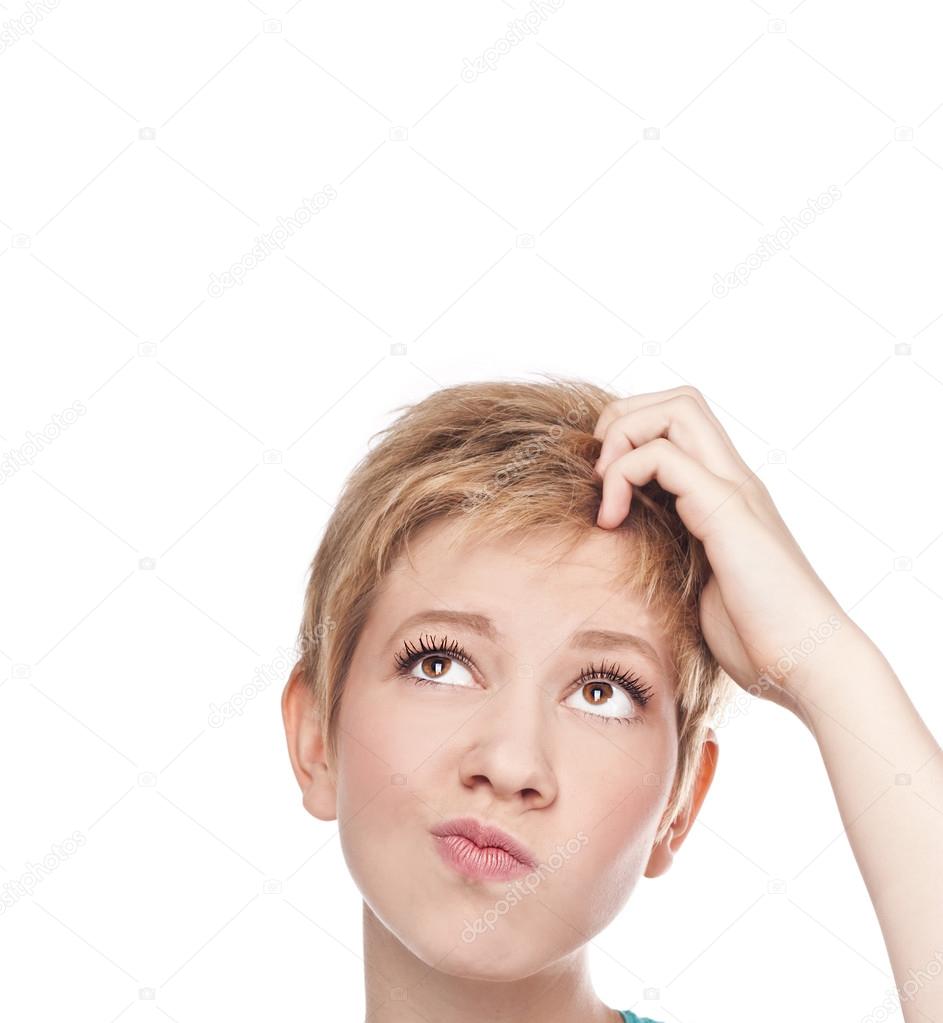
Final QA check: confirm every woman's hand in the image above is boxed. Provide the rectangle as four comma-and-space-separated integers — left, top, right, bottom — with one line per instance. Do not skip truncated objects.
592, 385, 859, 722
592, 386, 943, 1022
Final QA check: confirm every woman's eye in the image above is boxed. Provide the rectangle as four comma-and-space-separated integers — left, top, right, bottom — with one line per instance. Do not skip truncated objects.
563, 680, 638, 724
404, 653, 476, 688
396, 640, 645, 725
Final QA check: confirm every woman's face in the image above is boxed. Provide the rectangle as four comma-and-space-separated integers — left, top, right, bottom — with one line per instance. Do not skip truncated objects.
326, 518, 692, 978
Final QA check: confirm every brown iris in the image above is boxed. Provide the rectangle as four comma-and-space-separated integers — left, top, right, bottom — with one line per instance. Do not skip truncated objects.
583, 680, 614, 705
421, 655, 450, 678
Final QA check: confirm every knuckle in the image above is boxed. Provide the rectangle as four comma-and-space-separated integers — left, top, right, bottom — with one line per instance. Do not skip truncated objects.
672, 392, 702, 414
676, 385, 705, 404
595, 398, 631, 436
610, 397, 634, 416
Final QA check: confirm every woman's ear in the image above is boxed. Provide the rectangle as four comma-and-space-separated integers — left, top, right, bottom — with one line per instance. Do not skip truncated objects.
281, 661, 339, 821
644, 727, 719, 878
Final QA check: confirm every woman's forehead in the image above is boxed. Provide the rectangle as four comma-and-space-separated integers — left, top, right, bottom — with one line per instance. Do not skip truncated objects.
373, 520, 673, 675
394, 516, 642, 580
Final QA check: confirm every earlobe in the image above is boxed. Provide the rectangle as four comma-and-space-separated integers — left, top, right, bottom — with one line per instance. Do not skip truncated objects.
281, 662, 339, 822
643, 826, 676, 878
643, 728, 719, 879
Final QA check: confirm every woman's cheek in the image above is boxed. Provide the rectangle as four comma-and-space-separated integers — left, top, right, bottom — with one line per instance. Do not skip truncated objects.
333, 684, 395, 819
334, 688, 414, 889
372, 682, 475, 764
335, 681, 451, 819
337, 679, 409, 770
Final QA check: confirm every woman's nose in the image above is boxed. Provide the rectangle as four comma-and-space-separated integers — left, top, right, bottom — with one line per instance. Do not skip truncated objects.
456, 674, 559, 807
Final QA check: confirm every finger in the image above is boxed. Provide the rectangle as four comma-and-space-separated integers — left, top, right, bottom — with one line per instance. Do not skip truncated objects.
597, 436, 742, 539
595, 393, 752, 485
593, 385, 743, 466
593, 386, 723, 439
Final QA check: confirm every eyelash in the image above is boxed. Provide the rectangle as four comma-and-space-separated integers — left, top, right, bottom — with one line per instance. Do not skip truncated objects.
392, 632, 654, 726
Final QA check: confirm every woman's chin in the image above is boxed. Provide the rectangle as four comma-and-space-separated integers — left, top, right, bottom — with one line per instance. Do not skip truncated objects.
394, 916, 572, 981
418, 939, 548, 981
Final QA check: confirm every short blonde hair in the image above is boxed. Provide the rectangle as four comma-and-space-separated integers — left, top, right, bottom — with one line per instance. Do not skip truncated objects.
295, 374, 733, 844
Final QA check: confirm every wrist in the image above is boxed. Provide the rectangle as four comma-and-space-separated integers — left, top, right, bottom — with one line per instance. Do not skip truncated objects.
783, 615, 884, 723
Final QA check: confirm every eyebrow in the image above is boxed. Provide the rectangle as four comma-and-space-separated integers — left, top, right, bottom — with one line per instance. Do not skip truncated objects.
391, 609, 664, 673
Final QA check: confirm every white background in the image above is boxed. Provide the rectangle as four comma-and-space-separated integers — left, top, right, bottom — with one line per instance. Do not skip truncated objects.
1, 1, 943, 1021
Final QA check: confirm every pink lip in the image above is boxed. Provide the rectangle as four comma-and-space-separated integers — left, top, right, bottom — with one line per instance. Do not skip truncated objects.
430, 816, 537, 881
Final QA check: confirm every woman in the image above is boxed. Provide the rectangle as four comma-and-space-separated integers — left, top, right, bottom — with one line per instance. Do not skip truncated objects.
281, 376, 942, 1022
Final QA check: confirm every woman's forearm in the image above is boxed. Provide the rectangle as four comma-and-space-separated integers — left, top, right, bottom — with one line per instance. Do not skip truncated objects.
793, 620, 943, 1022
